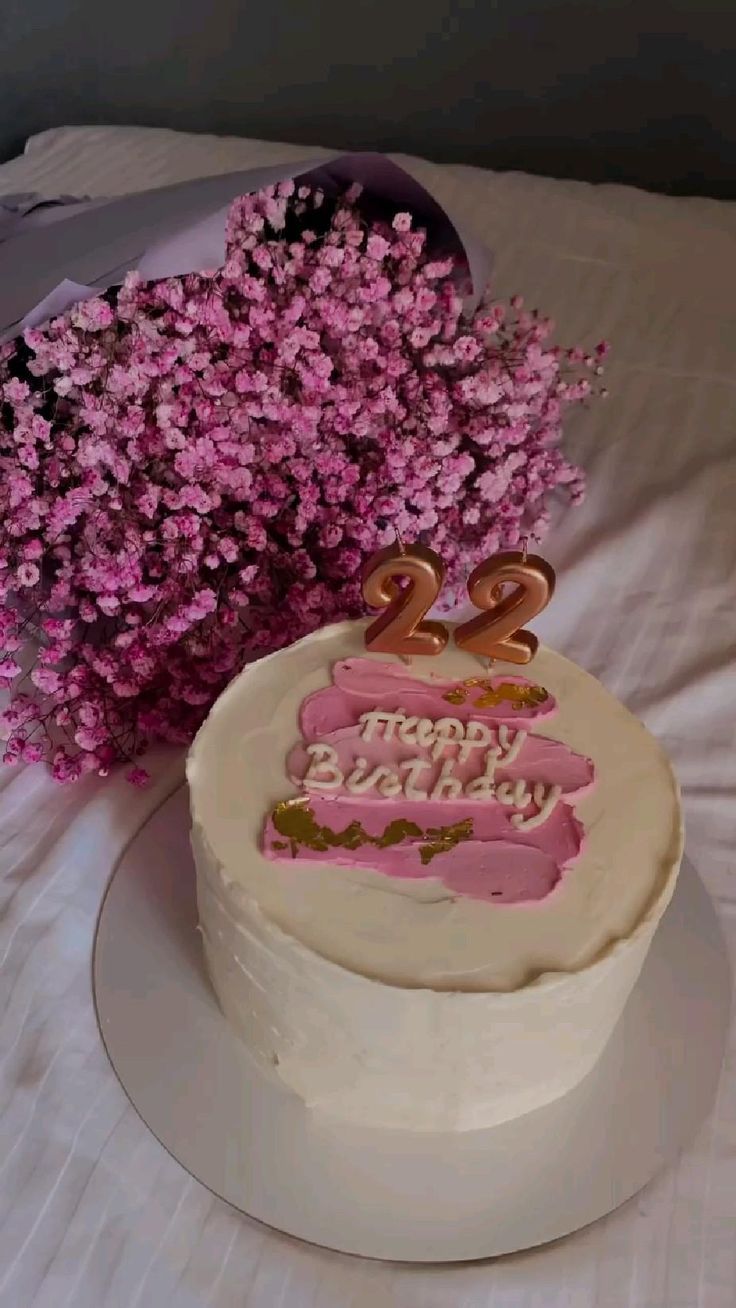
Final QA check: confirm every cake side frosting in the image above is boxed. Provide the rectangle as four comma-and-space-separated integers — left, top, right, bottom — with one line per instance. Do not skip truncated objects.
194, 817, 669, 1130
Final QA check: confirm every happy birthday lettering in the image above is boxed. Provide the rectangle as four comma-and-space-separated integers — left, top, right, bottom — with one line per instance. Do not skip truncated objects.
298, 708, 561, 830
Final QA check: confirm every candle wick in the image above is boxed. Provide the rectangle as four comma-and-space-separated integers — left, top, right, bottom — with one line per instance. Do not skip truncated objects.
520, 535, 528, 563
395, 529, 406, 557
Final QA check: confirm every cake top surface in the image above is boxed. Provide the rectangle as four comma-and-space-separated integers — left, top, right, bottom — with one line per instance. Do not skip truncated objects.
187, 620, 682, 991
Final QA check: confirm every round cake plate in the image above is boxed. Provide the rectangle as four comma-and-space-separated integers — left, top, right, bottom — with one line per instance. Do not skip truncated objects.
93, 787, 731, 1263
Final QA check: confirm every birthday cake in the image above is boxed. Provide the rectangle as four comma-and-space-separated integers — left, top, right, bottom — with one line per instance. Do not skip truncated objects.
188, 620, 683, 1131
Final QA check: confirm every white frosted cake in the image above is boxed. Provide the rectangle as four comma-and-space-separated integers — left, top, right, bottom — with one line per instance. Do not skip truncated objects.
187, 620, 683, 1132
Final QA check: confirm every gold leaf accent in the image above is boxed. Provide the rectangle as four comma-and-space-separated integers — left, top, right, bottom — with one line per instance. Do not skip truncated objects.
442, 678, 548, 711
270, 801, 473, 865
374, 818, 425, 848
473, 681, 548, 710
418, 818, 474, 865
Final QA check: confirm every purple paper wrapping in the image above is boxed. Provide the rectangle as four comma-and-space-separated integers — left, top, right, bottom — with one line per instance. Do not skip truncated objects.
0, 153, 491, 342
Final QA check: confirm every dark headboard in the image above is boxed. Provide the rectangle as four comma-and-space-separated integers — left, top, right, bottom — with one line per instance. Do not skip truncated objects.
2, 0, 735, 197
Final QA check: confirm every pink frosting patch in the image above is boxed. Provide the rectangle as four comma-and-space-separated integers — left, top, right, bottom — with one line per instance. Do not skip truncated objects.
263, 795, 583, 902
262, 658, 595, 905
301, 657, 557, 740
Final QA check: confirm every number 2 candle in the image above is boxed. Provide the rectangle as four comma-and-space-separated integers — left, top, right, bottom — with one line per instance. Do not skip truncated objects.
362, 541, 448, 656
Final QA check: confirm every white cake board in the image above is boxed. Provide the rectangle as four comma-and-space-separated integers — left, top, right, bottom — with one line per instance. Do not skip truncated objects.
93, 787, 731, 1262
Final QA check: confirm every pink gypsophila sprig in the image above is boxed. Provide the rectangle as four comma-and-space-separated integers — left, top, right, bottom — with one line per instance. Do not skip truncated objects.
0, 181, 608, 780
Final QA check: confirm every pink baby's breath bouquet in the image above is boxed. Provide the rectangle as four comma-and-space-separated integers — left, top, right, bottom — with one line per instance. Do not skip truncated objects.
0, 178, 606, 782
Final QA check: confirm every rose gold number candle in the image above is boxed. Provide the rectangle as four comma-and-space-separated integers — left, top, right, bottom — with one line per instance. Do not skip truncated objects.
454, 550, 555, 664
362, 542, 448, 656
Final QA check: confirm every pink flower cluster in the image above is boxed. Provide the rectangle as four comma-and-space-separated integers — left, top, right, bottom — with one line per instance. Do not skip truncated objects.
0, 180, 607, 782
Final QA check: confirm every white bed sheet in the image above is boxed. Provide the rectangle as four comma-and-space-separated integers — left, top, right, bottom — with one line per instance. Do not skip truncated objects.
0, 126, 734, 1308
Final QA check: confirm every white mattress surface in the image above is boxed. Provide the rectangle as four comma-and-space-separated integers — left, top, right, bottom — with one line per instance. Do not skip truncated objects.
0, 125, 734, 1308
